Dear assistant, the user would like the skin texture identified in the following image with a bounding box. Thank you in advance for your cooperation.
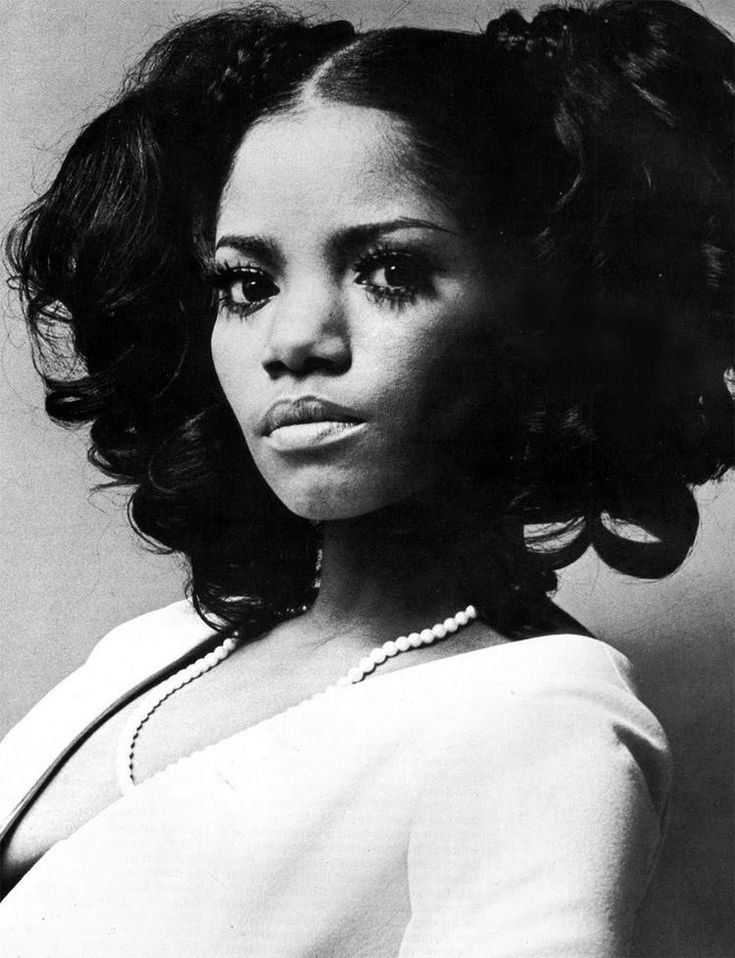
[211,103,515,521]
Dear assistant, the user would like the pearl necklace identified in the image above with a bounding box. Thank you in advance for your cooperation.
[116,604,477,796]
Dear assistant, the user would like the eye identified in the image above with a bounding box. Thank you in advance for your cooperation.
[208,264,279,315]
[359,258,419,290]
[354,250,430,307]
[230,270,279,306]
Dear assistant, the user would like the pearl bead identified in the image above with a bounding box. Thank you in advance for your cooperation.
[432,623,447,639]
[117,632,243,795]
[420,628,434,644]
[396,635,410,652]
[383,640,398,657]
[359,656,375,674]
[408,632,422,649]
[444,617,459,633]
[347,666,364,684]
[455,611,468,626]
[371,647,387,665]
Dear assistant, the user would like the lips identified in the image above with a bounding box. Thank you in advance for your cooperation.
[260,396,364,437]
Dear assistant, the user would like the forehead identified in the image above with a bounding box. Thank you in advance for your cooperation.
[216,103,449,236]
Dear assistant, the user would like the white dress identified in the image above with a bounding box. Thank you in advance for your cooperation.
[0,602,671,957]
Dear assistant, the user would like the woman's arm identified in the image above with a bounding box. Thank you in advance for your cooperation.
[399,642,671,958]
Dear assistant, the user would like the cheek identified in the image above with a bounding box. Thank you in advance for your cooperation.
[211,323,260,426]
[400,307,492,440]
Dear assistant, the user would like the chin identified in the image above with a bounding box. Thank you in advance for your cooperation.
[267,474,425,523]
[275,487,397,522]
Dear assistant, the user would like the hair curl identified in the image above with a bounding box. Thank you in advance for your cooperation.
[6,1,733,639]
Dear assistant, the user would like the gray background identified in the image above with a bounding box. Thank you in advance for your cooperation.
[1,1,733,954]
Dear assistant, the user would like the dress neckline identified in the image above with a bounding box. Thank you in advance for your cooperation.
[131,632,601,793]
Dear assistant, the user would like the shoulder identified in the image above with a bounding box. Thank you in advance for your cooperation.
[445,632,652,714]
[0,599,215,841]
[417,634,671,816]
[4,598,210,736]
[402,635,673,957]
[424,632,648,713]
[85,598,216,673]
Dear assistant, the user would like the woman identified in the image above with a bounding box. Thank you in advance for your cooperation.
[0,1,731,954]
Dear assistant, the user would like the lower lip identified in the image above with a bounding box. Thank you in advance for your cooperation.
[265,420,366,452]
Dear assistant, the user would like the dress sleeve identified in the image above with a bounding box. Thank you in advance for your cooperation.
[398,643,671,958]
[0,600,212,854]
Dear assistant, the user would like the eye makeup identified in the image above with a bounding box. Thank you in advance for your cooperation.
[204,233,441,318]
[202,260,279,318]
[353,244,435,310]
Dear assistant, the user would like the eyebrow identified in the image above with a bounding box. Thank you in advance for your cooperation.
[215,217,457,263]
[214,234,281,268]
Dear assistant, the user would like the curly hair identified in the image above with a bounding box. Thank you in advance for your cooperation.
[6,1,733,639]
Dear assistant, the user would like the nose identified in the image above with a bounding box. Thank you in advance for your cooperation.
[261,283,351,379]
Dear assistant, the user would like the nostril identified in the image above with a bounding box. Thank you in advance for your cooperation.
[261,324,352,377]
[262,357,289,379]
[263,352,350,379]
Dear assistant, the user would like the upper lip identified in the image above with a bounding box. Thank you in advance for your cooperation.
[260,396,364,436]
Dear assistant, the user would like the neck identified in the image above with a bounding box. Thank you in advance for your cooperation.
[308,489,490,642]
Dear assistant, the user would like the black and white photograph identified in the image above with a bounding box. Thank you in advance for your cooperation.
[0,1,733,954]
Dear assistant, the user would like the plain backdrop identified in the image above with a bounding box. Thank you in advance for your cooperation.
[1,1,733,955]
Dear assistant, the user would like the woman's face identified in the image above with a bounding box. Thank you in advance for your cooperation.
[212,103,514,520]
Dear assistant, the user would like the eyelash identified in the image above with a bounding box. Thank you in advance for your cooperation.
[352,246,429,310]
[204,262,276,318]
[204,246,432,318]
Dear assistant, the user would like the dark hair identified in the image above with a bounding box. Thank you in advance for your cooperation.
[6,1,733,639]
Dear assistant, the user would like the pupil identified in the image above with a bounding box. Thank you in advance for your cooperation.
[243,278,269,302]
[384,262,408,287]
